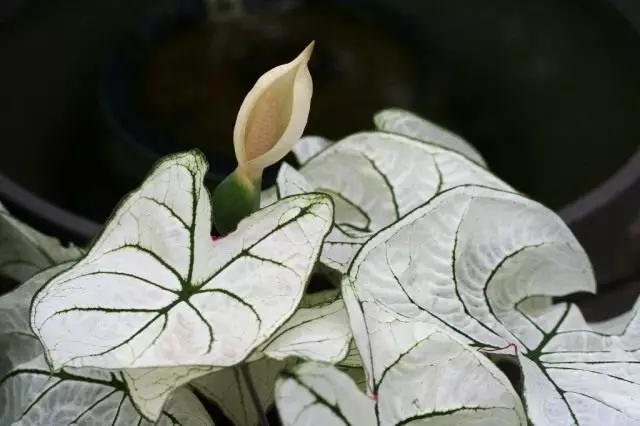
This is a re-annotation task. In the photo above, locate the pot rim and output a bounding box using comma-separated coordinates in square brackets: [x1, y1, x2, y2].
[560, 147, 640, 225]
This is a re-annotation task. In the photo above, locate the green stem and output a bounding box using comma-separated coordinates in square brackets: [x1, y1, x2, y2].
[240, 363, 270, 426]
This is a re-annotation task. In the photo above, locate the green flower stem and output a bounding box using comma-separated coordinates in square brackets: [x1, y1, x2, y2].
[211, 168, 261, 236]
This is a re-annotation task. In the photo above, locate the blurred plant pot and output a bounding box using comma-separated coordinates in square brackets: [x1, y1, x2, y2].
[1, 0, 640, 292]
[100, 0, 425, 190]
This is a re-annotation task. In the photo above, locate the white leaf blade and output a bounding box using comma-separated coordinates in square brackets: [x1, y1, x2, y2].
[347, 185, 595, 351]
[260, 163, 312, 209]
[274, 163, 314, 200]
[345, 179, 640, 425]
[123, 365, 218, 421]
[375, 328, 526, 426]
[520, 302, 640, 426]
[262, 298, 351, 364]
[292, 136, 333, 165]
[288, 132, 512, 272]
[1, 351, 213, 426]
[260, 186, 278, 208]
[0, 264, 212, 426]
[276, 328, 526, 426]
[30, 150, 334, 420]
[275, 362, 376, 426]
[0, 203, 82, 283]
[588, 297, 640, 337]
[0, 263, 73, 337]
[373, 108, 487, 167]
[341, 278, 526, 426]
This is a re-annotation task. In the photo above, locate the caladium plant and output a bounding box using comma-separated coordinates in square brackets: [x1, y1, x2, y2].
[276, 184, 640, 425]
[0, 148, 351, 425]
[0, 44, 638, 426]
[27, 149, 340, 420]
[265, 127, 511, 273]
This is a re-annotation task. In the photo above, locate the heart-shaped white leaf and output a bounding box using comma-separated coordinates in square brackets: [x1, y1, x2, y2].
[0, 265, 213, 426]
[271, 132, 512, 272]
[291, 136, 333, 165]
[30, 150, 333, 420]
[347, 184, 593, 351]
[192, 357, 293, 426]
[347, 184, 640, 424]
[0, 202, 82, 283]
[373, 108, 487, 167]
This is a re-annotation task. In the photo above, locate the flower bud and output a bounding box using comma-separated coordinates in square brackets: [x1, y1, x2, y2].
[233, 41, 315, 181]
[212, 42, 315, 235]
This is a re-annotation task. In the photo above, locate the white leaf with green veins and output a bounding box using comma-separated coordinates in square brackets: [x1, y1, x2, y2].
[273, 163, 314, 200]
[373, 108, 487, 167]
[190, 290, 350, 426]
[0, 265, 213, 426]
[275, 275, 526, 426]
[260, 162, 315, 209]
[515, 300, 640, 425]
[192, 357, 293, 426]
[0, 202, 82, 283]
[260, 297, 351, 363]
[348, 184, 640, 424]
[347, 185, 594, 351]
[273, 132, 511, 272]
[276, 284, 525, 425]
[122, 365, 218, 420]
[291, 136, 333, 165]
[29, 150, 334, 421]
[276, 362, 376, 426]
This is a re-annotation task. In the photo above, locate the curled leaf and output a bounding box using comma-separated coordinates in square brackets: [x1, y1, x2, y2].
[374, 108, 487, 167]
[291, 135, 333, 165]
[267, 132, 512, 272]
[0, 202, 82, 283]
